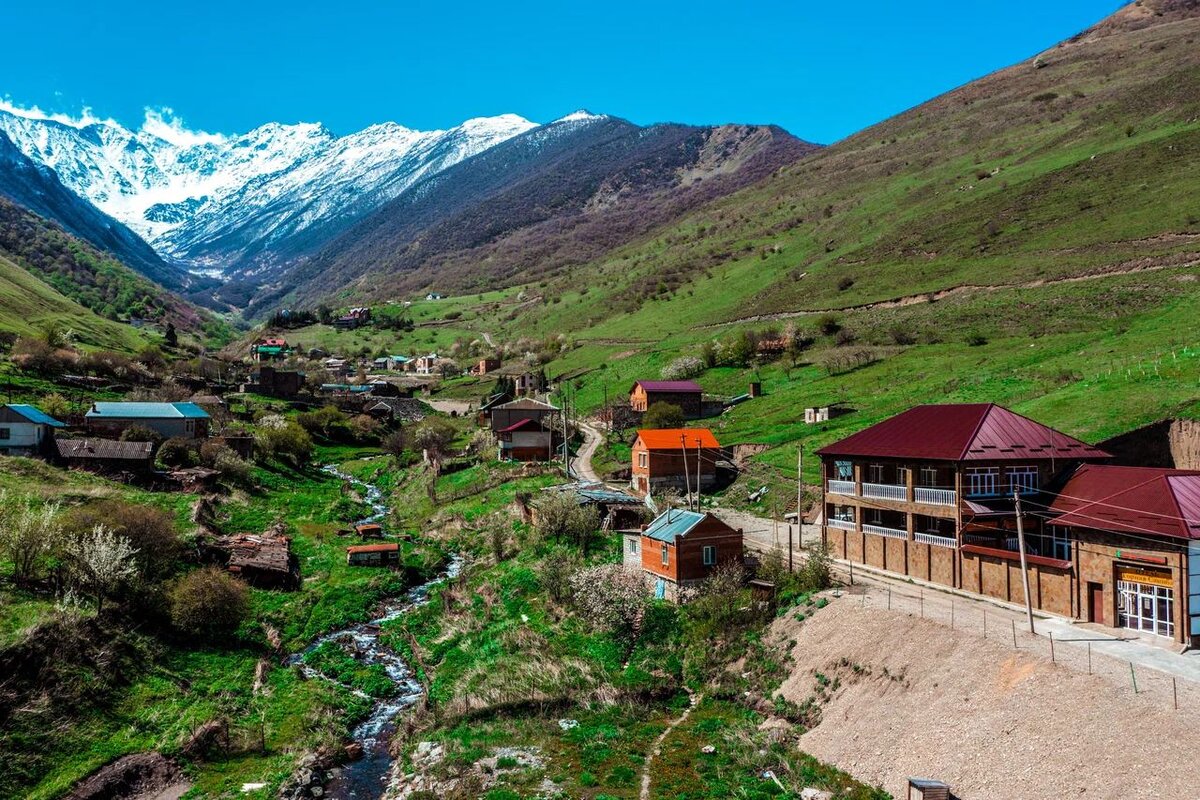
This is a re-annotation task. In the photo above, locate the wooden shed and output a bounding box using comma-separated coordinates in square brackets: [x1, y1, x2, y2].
[347, 543, 401, 567]
[907, 777, 952, 800]
[355, 522, 384, 539]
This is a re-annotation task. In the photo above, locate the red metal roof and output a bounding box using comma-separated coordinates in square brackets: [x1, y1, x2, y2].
[631, 380, 703, 394]
[1049, 464, 1200, 539]
[636, 428, 721, 450]
[815, 403, 1109, 462]
[347, 543, 399, 554]
[500, 417, 549, 433]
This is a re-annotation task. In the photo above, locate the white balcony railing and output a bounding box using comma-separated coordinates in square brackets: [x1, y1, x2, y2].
[915, 531, 958, 549]
[827, 479, 856, 496]
[864, 523, 908, 540]
[915, 487, 957, 506]
[862, 482, 908, 501]
[828, 517, 856, 531]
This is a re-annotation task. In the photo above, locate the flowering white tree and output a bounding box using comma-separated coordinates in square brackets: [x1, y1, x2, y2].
[67, 524, 139, 613]
[0, 491, 64, 584]
[569, 564, 651, 646]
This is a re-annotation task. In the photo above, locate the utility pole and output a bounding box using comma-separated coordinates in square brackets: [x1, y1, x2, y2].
[680, 434, 692, 510]
[695, 436, 702, 511]
[1014, 490, 1035, 634]
[797, 443, 804, 556]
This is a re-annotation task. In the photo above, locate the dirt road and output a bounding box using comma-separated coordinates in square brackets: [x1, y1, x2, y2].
[572, 421, 606, 483]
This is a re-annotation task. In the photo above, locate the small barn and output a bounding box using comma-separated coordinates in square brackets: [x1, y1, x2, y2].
[208, 530, 301, 590]
[347, 542, 401, 567]
[355, 522, 384, 539]
[56, 438, 154, 475]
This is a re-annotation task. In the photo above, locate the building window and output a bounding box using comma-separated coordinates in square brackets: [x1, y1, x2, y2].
[965, 467, 999, 497]
[0, 427, 9, 440]
[833, 506, 855, 522]
[866, 508, 884, 525]
[1117, 578, 1174, 638]
[916, 515, 938, 534]
[1009, 466, 1038, 495]
[868, 464, 886, 483]
[702, 545, 716, 566]
[835, 460, 853, 480]
[638, 452, 648, 468]
[1048, 527, 1071, 560]
[661, 543, 670, 566]
[920, 467, 937, 487]
[897, 467, 911, 486]
[628, 538, 639, 555]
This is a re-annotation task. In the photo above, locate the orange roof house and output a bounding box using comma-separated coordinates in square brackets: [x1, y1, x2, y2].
[631, 428, 722, 496]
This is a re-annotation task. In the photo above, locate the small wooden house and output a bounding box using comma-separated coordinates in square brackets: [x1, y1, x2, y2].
[56, 437, 154, 474]
[347, 542, 400, 567]
[208, 530, 300, 590]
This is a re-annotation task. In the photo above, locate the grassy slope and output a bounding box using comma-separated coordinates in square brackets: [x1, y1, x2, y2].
[0, 251, 148, 350]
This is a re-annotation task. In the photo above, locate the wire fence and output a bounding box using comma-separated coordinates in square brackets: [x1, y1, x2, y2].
[824, 564, 1200, 714]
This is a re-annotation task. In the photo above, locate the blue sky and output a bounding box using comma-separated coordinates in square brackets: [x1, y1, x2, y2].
[5, 1, 1124, 142]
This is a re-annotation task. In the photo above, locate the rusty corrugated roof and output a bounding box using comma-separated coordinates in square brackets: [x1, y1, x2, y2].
[815, 404, 1109, 462]
[1049, 464, 1200, 539]
[632, 380, 703, 394]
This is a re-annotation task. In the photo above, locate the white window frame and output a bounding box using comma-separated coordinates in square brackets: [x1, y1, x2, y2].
[868, 463, 886, 483]
[638, 452, 648, 468]
[920, 466, 938, 487]
[661, 543, 669, 566]
[965, 467, 1000, 497]
[1009, 466, 1039, 495]
[628, 538, 639, 555]
[833, 505, 855, 522]
[702, 545, 716, 566]
[1049, 527, 1071, 560]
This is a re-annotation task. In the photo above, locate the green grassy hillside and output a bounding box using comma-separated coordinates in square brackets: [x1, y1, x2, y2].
[0, 249, 148, 350]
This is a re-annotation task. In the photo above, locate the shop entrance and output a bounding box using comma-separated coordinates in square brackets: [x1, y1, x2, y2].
[1116, 566, 1174, 638]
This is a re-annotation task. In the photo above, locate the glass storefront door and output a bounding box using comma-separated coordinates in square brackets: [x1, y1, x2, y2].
[1117, 579, 1174, 638]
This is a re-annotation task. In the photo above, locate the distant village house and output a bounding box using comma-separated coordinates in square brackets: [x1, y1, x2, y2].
[85, 402, 211, 440]
[625, 509, 743, 601]
[630, 380, 704, 420]
[0, 404, 65, 456]
[631, 428, 721, 496]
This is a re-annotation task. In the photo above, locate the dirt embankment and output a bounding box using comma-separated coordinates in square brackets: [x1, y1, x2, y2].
[772, 598, 1199, 800]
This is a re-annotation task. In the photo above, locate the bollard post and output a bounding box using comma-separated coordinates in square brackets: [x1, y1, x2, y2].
[1174, 677, 1179, 710]
[1130, 662, 1139, 695]
[887, 588, 891, 610]
[1088, 643, 1092, 675]
[1049, 632, 1055, 663]
[983, 610, 987, 639]
[1011, 619, 1017, 649]
[920, 590, 924, 618]
[951, 599, 955, 629]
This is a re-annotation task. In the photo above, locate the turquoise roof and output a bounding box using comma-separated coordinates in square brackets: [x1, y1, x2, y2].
[7, 404, 65, 427]
[85, 402, 210, 420]
[643, 510, 705, 543]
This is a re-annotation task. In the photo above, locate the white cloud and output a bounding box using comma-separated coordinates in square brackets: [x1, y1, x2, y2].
[0, 96, 119, 128]
[140, 107, 227, 147]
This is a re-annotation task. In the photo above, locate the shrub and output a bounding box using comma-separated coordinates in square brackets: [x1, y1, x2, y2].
[535, 492, 601, 554]
[120, 424, 163, 445]
[965, 332, 989, 347]
[157, 437, 194, 468]
[169, 567, 249, 639]
[888, 325, 917, 346]
[254, 415, 314, 467]
[836, 276, 855, 291]
[63, 499, 182, 584]
[570, 563, 650, 646]
[661, 355, 704, 381]
[817, 313, 841, 336]
[642, 402, 685, 430]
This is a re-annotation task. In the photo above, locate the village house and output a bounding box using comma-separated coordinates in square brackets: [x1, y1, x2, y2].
[243, 365, 305, 399]
[251, 337, 290, 363]
[572, 487, 646, 531]
[0, 404, 65, 456]
[629, 380, 704, 419]
[425, 292, 445, 301]
[85, 402, 211, 440]
[624, 509, 743, 601]
[347, 542, 401, 567]
[323, 357, 353, 378]
[513, 371, 546, 396]
[1041, 464, 1200, 646]
[630, 428, 722, 496]
[56, 437, 155, 475]
[488, 397, 561, 461]
[332, 306, 371, 330]
[413, 353, 442, 375]
[470, 357, 501, 376]
[818, 402, 1111, 611]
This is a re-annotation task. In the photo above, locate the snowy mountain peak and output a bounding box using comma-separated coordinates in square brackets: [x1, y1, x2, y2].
[554, 109, 606, 124]
[0, 101, 542, 274]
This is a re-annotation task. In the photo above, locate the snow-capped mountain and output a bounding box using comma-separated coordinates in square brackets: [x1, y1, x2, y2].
[0, 103, 536, 276]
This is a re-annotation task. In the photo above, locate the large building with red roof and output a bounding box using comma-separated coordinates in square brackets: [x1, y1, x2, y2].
[818, 404, 1114, 626]
[1046, 464, 1200, 644]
